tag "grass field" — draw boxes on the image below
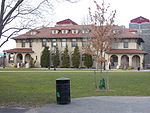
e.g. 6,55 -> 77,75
0,71 -> 150,107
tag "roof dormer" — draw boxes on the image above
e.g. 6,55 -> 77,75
62,29 -> 69,34
52,30 -> 59,34
71,29 -> 79,34
82,29 -> 90,34
30,30 -> 39,35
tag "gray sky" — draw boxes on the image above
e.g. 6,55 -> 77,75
1,0 -> 150,52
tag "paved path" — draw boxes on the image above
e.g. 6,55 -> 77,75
1,96 -> 150,113
0,107 -> 29,113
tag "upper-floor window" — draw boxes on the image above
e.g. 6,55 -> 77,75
41,39 -> 47,47
62,30 -> 69,34
124,40 -> 128,48
82,29 -> 90,34
51,39 -> 57,47
71,39 -> 77,47
112,42 -> 118,49
30,31 -> 37,35
52,30 -> 59,34
21,40 -> 26,47
72,30 -> 79,34
82,38 -> 88,46
61,39 -> 67,47
29,40 -> 32,48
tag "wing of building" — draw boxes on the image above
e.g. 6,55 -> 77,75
4,19 -> 147,69
129,16 -> 150,68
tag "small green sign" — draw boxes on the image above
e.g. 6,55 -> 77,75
56,92 -> 60,97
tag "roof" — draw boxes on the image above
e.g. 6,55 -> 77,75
130,16 -> 150,23
12,25 -> 141,40
12,25 -> 93,39
4,48 -> 34,53
107,49 -> 148,54
116,27 -> 140,38
56,19 -> 78,25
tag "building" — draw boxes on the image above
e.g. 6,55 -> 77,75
129,16 -> 150,68
4,19 -> 147,69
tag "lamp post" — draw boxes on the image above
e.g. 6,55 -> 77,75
48,48 -> 51,69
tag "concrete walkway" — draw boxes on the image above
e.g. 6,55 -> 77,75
25,96 -> 150,113
1,96 -> 149,113
0,96 -> 150,113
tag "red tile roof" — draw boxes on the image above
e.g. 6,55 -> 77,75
12,25 -> 141,40
56,19 -> 78,25
107,49 -> 147,54
130,16 -> 150,23
4,48 -> 34,53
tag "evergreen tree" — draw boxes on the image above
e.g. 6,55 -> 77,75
72,46 -> 80,68
83,53 -> 93,68
61,45 -> 70,68
40,46 -> 49,67
52,46 -> 60,67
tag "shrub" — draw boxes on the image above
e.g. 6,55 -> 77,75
61,45 -> 70,68
72,46 -> 80,68
127,66 -> 134,70
29,58 -> 35,68
119,65 -> 124,69
13,64 -> 17,68
83,53 -> 93,68
40,46 -> 49,67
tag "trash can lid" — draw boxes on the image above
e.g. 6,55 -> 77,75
56,78 -> 70,81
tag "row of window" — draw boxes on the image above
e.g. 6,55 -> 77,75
21,38 -> 88,48
22,39 -> 135,49
51,29 -> 90,34
112,42 -> 128,49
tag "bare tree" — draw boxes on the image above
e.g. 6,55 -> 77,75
0,0 -> 80,47
83,0 -> 118,89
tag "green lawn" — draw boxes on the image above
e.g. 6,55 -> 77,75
0,71 -> 150,107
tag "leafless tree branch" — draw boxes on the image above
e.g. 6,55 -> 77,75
0,0 -> 80,47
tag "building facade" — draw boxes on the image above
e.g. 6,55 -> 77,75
129,16 -> 150,68
4,19 -> 147,69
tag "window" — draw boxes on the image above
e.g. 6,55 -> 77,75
30,31 -> 37,35
71,39 -> 77,47
82,38 -> 88,46
72,30 -> 79,34
82,29 -> 90,34
21,40 -> 26,47
112,42 -> 118,49
51,39 -> 57,47
62,30 -> 69,34
124,41 -> 128,48
41,39 -> 47,47
61,39 -> 67,47
52,30 -> 59,34
29,40 -> 32,48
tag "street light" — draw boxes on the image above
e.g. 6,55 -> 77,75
48,48 -> 51,69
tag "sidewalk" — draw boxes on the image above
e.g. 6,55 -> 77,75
1,96 -> 150,113
25,96 -> 150,113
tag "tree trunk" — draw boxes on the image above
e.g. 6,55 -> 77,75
100,62 -> 103,81
106,70 -> 109,90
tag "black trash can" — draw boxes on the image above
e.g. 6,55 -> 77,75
56,78 -> 71,104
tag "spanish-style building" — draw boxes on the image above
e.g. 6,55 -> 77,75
4,19 -> 147,69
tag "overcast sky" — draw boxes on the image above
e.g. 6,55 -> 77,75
1,0 -> 150,52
